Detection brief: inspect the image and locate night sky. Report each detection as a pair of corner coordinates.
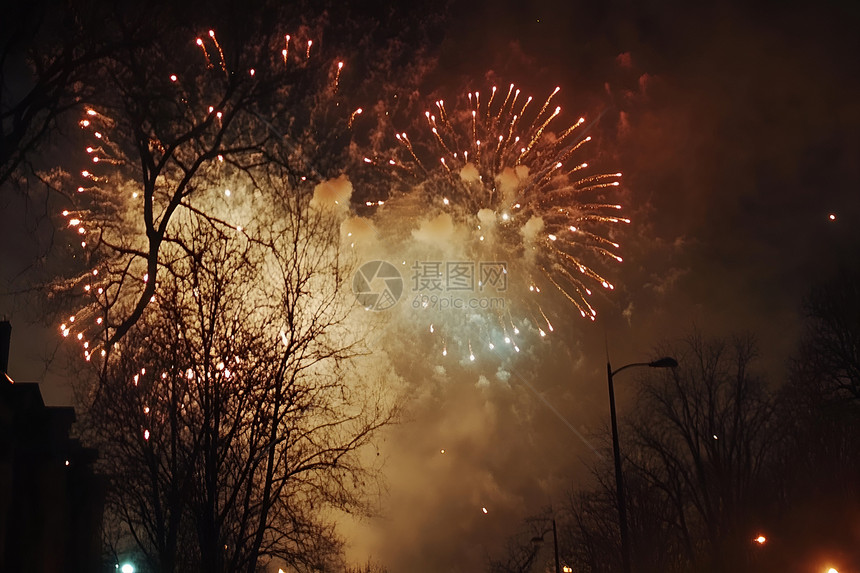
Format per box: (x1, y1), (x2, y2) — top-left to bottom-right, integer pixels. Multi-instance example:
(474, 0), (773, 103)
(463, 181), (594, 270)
(1, 0), (859, 570)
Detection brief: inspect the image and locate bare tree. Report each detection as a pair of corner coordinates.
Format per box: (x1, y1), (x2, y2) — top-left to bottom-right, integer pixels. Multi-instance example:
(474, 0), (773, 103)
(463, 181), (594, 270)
(794, 266), (860, 402)
(1, 0), (107, 189)
(764, 270), (860, 570)
(487, 513), (552, 573)
(493, 333), (778, 573)
(44, 1), (382, 381)
(622, 333), (775, 571)
(85, 175), (395, 572)
(345, 560), (390, 573)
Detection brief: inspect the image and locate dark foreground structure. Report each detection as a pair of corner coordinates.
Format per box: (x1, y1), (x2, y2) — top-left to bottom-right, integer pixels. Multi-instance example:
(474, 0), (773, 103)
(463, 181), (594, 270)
(0, 321), (104, 572)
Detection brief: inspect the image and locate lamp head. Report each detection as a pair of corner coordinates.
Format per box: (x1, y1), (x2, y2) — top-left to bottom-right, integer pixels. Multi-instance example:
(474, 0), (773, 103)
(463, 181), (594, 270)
(649, 357), (678, 369)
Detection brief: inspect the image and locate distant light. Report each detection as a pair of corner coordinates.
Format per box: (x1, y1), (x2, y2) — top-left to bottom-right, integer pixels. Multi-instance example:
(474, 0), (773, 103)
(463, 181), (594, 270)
(120, 564), (134, 573)
(754, 535), (766, 545)
(482, 507), (488, 514)
(829, 213), (836, 221)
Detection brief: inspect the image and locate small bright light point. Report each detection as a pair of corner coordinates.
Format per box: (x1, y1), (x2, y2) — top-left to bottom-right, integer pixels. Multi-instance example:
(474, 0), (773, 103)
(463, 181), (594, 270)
(827, 569), (838, 573)
(224, 189), (231, 196)
(469, 354), (475, 361)
(482, 507), (488, 514)
(440, 449), (445, 454)
(120, 564), (134, 573)
(143, 430), (149, 441)
(443, 198), (450, 205)
(754, 535), (766, 544)
(170, 74), (177, 81)
(829, 213), (836, 221)
(65, 460), (70, 466)
(488, 343), (495, 350)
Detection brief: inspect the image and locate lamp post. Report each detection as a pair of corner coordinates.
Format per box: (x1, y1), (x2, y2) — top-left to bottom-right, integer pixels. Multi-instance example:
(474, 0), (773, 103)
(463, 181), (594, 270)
(607, 356), (678, 573)
(529, 516), (561, 573)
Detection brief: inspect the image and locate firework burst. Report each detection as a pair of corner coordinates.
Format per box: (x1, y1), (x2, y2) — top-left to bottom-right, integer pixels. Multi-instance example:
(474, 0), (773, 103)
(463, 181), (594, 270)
(357, 83), (627, 361)
(57, 28), (359, 365)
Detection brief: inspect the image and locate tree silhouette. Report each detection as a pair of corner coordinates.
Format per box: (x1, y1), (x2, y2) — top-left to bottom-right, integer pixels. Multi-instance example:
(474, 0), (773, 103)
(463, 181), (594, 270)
(86, 176), (396, 572)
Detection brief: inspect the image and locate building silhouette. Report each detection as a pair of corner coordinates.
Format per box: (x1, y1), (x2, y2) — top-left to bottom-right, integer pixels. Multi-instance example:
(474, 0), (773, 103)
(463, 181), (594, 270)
(0, 321), (104, 572)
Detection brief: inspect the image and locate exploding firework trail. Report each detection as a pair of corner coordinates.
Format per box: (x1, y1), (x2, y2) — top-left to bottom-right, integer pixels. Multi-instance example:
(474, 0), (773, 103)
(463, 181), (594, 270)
(58, 30), (360, 367)
(357, 83), (627, 361)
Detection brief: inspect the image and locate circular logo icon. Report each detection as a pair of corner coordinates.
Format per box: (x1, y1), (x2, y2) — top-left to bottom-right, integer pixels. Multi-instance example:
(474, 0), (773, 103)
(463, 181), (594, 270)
(353, 260), (403, 311)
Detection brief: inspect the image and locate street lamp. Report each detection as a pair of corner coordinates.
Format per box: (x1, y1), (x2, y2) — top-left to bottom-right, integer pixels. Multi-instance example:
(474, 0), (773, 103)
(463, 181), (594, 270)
(530, 517), (561, 573)
(607, 356), (678, 573)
